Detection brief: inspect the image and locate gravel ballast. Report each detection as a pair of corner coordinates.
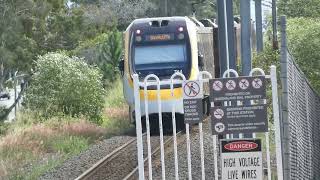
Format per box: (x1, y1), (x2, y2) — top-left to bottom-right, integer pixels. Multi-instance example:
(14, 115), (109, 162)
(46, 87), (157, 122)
(39, 135), (134, 180)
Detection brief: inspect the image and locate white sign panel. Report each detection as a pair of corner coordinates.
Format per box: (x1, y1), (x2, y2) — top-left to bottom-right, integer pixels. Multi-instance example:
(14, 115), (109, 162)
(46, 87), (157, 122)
(221, 139), (263, 180)
(183, 80), (203, 99)
(182, 80), (203, 124)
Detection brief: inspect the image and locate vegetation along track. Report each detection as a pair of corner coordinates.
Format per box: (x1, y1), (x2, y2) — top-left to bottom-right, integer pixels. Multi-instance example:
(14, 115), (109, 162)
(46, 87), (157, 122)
(75, 131), (184, 180)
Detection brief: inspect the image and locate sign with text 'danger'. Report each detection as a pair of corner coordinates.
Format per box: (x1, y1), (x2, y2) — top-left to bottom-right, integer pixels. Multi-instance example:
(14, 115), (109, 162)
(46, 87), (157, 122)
(221, 139), (263, 180)
(211, 105), (268, 135)
(183, 80), (203, 124)
(210, 76), (266, 102)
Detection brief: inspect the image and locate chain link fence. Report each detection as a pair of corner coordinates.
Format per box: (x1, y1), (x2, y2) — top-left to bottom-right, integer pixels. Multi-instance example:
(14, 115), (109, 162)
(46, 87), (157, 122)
(280, 16), (320, 180)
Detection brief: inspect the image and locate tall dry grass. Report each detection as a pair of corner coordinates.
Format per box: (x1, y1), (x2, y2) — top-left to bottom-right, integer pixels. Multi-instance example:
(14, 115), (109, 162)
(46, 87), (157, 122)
(0, 117), (107, 179)
(0, 79), (131, 179)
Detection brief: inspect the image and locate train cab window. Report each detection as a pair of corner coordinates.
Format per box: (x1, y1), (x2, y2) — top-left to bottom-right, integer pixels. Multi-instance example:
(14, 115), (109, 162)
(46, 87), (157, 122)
(134, 44), (187, 67)
(132, 43), (189, 78)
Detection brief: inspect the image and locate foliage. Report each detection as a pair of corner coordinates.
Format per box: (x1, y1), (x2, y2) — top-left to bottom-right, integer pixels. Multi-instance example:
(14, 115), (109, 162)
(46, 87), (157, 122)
(0, 0), (38, 84)
(286, 18), (320, 93)
(278, 0), (320, 18)
(105, 79), (126, 108)
(97, 30), (122, 87)
(148, 0), (216, 19)
(252, 43), (280, 73)
(81, 0), (155, 30)
(50, 136), (89, 154)
(72, 29), (123, 87)
(25, 53), (105, 122)
(0, 116), (105, 179)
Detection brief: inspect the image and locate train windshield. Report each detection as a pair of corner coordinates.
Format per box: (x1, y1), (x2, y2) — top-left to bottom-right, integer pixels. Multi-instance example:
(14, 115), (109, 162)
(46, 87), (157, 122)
(133, 44), (187, 75)
(135, 44), (186, 65)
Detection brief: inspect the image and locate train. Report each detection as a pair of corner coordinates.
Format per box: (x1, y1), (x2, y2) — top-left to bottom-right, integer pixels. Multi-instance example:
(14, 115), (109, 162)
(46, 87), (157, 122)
(118, 16), (241, 132)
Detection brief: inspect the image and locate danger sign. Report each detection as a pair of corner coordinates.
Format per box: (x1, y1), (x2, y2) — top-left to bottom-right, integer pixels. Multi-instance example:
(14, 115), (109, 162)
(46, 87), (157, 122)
(221, 139), (263, 180)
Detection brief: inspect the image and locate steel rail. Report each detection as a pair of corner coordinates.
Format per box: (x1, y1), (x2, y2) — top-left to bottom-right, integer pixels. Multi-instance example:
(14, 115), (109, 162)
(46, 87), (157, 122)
(123, 130), (184, 180)
(75, 132), (147, 180)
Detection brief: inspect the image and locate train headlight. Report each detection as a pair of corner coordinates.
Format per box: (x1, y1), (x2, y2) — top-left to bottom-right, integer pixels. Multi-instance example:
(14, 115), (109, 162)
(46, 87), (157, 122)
(136, 36), (142, 42)
(178, 33), (184, 40)
(178, 27), (184, 32)
(136, 29), (141, 34)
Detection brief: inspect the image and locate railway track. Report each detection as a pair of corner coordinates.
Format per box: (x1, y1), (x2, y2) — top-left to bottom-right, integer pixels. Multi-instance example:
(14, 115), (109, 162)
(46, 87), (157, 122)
(75, 133), (145, 180)
(75, 131), (184, 180)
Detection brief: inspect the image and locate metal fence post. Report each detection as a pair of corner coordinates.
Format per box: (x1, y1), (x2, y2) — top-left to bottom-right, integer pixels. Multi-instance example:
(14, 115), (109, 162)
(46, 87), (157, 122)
(280, 15), (290, 180)
(14, 71), (18, 119)
(270, 65), (284, 180)
(133, 74), (145, 180)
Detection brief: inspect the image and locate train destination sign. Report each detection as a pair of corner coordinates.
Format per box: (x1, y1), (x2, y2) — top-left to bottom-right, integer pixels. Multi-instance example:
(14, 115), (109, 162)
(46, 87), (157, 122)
(211, 104), (268, 135)
(221, 139), (263, 180)
(183, 80), (203, 124)
(209, 76), (266, 102)
(145, 34), (174, 41)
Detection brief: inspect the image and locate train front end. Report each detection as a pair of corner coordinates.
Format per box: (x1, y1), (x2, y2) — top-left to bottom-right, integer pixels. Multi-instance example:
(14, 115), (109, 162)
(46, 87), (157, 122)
(121, 17), (200, 124)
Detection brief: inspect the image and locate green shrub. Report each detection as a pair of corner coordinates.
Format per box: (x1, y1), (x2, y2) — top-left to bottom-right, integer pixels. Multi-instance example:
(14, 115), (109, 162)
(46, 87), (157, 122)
(252, 43), (280, 73)
(25, 52), (105, 123)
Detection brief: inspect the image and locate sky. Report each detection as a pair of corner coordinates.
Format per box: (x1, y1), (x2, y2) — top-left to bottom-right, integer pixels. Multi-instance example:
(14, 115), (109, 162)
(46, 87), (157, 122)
(251, 0), (272, 21)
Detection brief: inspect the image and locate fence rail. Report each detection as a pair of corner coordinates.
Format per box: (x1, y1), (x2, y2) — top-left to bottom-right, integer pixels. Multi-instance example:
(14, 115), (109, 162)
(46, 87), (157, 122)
(280, 16), (320, 180)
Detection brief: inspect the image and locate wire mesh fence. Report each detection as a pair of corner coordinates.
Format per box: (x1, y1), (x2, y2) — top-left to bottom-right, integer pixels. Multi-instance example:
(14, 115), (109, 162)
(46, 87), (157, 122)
(280, 16), (320, 180)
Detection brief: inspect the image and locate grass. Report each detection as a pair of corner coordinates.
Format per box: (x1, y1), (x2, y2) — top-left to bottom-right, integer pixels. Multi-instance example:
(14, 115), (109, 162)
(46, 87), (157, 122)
(102, 79), (133, 136)
(105, 79), (126, 108)
(0, 119), (103, 179)
(0, 79), (132, 180)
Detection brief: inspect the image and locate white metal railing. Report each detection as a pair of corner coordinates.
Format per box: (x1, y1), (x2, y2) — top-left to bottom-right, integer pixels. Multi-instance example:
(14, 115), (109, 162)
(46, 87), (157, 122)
(133, 66), (283, 180)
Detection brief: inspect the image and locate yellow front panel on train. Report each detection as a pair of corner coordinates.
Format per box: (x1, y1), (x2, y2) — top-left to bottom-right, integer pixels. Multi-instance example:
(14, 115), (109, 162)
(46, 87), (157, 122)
(139, 88), (183, 101)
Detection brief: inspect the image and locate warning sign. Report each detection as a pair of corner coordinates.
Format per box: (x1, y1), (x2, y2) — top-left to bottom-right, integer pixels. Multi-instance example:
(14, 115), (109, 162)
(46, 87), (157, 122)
(212, 80), (223, 91)
(221, 139), (263, 180)
(211, 105), (268, 135)
(183, 80), (203, 124)
(183, 81), (202, 99)
(210, 76), (266, 102)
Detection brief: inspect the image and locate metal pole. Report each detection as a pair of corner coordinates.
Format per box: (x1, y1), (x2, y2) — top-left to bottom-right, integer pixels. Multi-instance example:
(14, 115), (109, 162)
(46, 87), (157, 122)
(255, 0), (263, 52)
(280, 15), (290, 180)
(164, 0), (168, 16)
(270, 65), (284, 180)
(227, 0), (236, 70)
(217, 0), (227, 76)
(240, 0), (253, 138)
(217, 0), (235, 74)
(272, 0), (278, 49)
(223, 0), (230, 72)
(14, 71), (18, 119)
(240, 0), (252, 76)
(133, 74), (145, 180)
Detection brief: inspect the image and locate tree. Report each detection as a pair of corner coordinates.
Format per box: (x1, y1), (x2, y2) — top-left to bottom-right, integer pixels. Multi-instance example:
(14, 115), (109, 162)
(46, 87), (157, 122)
(278, 0), (320, 18)
(148, 0), (216, 19)
(26, 53), (105, 122)
(0, 0), (40, 88)
(72, 29), (122, 87)
(276, 0), (320, 92)
(286, 18), (320, 92)
(97, 29), (122, 86)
